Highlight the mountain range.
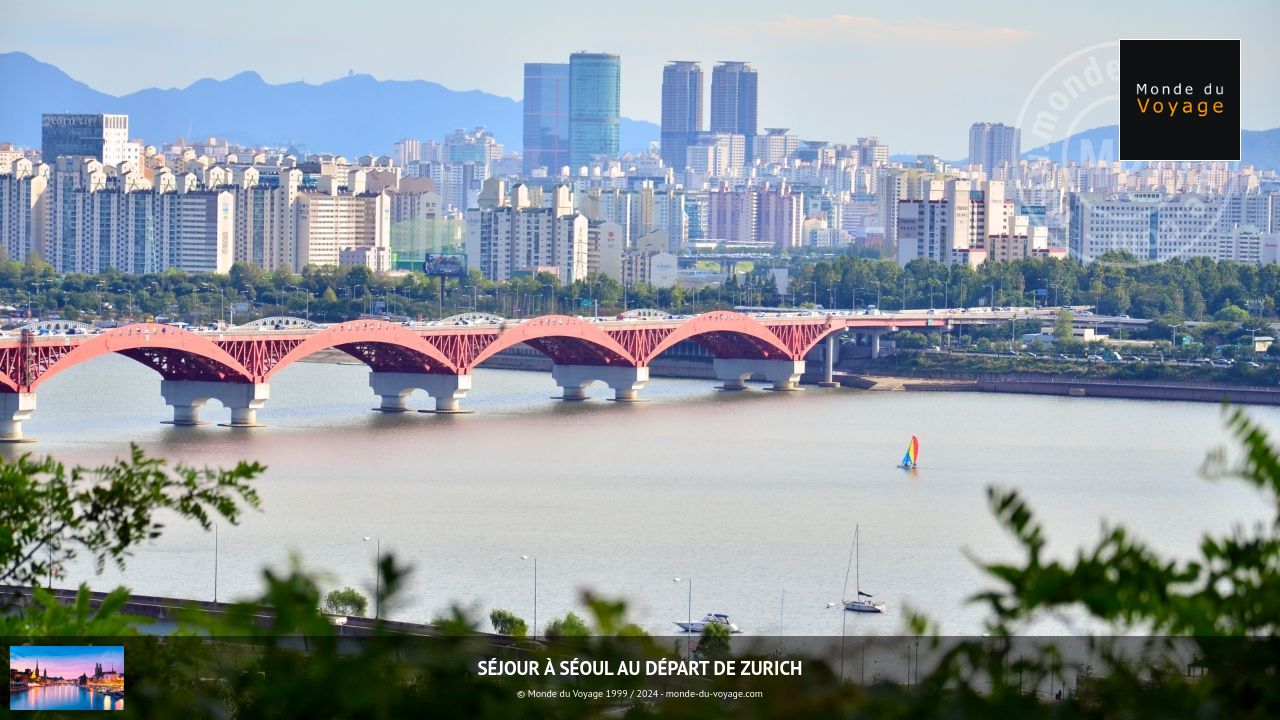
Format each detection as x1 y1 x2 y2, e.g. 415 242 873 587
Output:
1022 125 1280 171
0 52 659 156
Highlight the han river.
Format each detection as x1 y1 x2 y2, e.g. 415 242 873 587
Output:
6 354 1274 637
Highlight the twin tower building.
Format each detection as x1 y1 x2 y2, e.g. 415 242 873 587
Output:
522 55 758 177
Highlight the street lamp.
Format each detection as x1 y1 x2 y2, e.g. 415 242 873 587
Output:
213 524 219 603
521 555 538 639
363 536 381 619
807 281 817 309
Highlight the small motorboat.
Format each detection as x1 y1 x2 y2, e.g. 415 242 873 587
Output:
674 613 743 634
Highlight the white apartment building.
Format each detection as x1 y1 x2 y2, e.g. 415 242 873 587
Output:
0 159 49 262
465 180 587 283
295 189 390 271
1069 191 1273 263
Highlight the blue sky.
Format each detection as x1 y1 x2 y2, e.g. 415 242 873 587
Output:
3 0 1276 156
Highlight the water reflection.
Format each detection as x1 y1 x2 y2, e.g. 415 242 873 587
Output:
9 685 124 711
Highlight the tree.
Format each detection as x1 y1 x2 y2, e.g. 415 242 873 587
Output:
488 608 528 637
1053 308 1074 342
1213 303 1249 323
321 587 368 617
0 445 262 589
697 620 731 659
544 611 590 638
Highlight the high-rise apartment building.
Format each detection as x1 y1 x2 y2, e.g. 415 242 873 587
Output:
523 63 571 175
465 180 588 283
41 113 130 166
568 52 621 169
710 62 758 165
1068 191 1272 263
0 159 49 263
968 122 1021 175
896 179 1055 266
294 187 391 271
660 61 703 172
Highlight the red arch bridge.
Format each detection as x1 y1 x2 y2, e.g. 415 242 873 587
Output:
0 308 981 441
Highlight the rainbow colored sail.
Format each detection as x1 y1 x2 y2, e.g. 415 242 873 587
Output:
901 435 919 467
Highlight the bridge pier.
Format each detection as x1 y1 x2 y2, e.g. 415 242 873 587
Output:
818 335 840 387
0 392 37 442
870 332 882 359
160 380 270 427
551 364 649 401
369 372 472 413
714 358 805 391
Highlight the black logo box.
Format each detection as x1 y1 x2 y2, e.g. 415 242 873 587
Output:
1119 39 1240 161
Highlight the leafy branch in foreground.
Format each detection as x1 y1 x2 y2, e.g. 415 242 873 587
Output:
973 405 1279 636
0 443 263 588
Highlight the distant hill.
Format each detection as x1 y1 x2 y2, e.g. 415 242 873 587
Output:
0 52 659 156
1023 124 1280 171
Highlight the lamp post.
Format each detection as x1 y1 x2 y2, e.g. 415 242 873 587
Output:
807 281 817 308
363 536 380 619
521 555 537 639
213 523 219 603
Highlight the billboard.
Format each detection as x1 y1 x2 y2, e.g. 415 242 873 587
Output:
423 253 468 278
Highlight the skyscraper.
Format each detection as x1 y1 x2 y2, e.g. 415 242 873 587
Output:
710 62 758 163
968 122 1021 175
523 63 570 175
568 52 621 169
660 61 703 172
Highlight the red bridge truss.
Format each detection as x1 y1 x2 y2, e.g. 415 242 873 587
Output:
0 311 943 393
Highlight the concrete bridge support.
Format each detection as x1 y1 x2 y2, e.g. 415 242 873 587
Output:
160 380 270 427
369 372 472 413
0 392 37 442
551 364 649 401
870 332 883 359
714 358 806 391
818 335 840 387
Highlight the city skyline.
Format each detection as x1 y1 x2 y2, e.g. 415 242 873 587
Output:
3 1 1277 158
9 646 124 680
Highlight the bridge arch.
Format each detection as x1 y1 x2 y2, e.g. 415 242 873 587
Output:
19 323 254 392
261 319 461 379
467 315 637 370
638 311 794 364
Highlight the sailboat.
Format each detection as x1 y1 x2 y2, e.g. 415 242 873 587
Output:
899 435 919 469
842 524 886 614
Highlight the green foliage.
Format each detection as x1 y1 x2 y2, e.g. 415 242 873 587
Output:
1214 303 1250 323
0 444 263 588
697 620 731 659
488 608 528 637
877 351 1280 387
1053 308 1074 341
544 611 590 639
321 586 369 617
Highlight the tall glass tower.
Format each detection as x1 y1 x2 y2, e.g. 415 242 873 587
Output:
660 61 703 172
568 52 621 169
710 62 758 163
523 63 570 175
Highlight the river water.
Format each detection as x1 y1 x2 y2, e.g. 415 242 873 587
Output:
8 685 124 711
7 354 1274 637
